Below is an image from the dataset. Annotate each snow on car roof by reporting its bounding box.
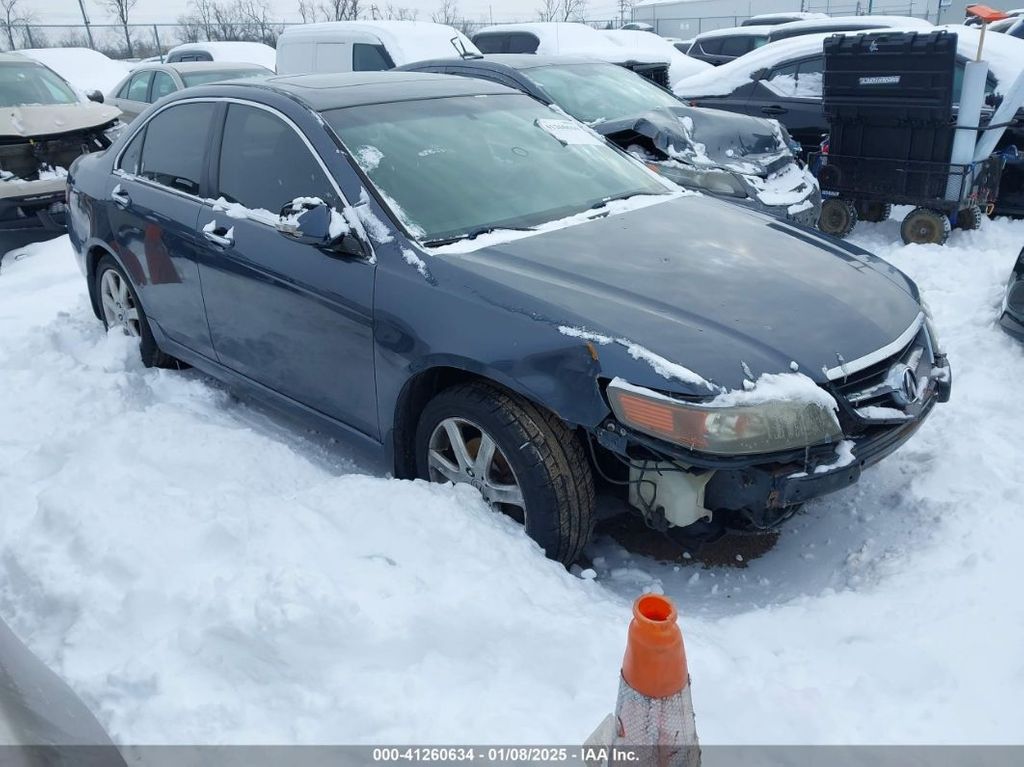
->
[694,25,775,39]
[474,22,667,65]
[278,21,480,66]
[770,14,934,34]
[747,12,828,23]
[600,29,710,84]
[674,25,1024,98]
[166,41,277,70]
[18,47,130,95]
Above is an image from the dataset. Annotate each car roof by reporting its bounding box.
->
[695,25,775,39]
[130,61,270,74]
[0,52,38,64]
[199,71,518,111]
[406,53,607,71]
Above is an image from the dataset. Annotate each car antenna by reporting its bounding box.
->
[451,35,482,59]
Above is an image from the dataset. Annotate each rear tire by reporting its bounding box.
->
[900,208,951,246]
[415,382,596,566]
[818,198,858,238]
[855,200,892,223]
[94,255,178,368]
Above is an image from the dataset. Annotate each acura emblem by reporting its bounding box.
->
[886,363,920,406]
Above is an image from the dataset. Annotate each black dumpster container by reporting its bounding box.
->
[813,30,1002,245]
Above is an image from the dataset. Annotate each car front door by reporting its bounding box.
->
[746,55,827,153]
[107,101,218,358]
[195,102,378,438]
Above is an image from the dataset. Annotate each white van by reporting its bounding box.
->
[276,20,480,75]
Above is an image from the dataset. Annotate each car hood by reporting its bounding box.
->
[445,195,921,393]
[0,102,121,139]
[595,105,793,177]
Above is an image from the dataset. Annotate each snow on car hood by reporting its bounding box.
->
[1,102,121,139]
[595,105,793,176]
[443,195,921,393]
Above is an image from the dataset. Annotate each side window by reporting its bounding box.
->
[719,36,751,57]
[795,57,823,98]
[138,102,218,195]
[765,61,801,97]
[697,37,723,55]
[507,33,539,54]
[150,71,176,102]
[352,43,394,71]
[473,34,508,54]
[126,72,152,102]
[118,128,145,175]
[216,104,339,214]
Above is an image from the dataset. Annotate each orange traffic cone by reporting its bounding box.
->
[585,594,699,767]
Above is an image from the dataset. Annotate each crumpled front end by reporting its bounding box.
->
[598,105,821,226]
[0,125,113,251]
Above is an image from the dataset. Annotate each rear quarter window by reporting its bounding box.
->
[473,34,508,54]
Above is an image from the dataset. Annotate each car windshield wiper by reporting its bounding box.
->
[423,225,533,248]
[588,191,664,211]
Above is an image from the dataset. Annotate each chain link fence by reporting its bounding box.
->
[0,18,625,59]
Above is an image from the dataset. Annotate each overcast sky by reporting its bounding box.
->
[32,0,631,26]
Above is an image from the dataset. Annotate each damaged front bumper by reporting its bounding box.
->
[596,354,951,533]
[0,178,68,253]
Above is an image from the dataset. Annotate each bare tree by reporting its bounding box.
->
[536,0,558,22]
[431,0,458,26]
[367,3,417,20]
[561,0,586,22]
[102,0,138,56]
[297,0,362,22]
[0,0,30,50]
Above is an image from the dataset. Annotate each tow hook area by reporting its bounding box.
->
[627,461,715,530]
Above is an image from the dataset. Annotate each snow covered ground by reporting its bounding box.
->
[1,213,1023,745]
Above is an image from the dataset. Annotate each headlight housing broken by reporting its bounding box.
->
[606,380,842,456]
[652,163,749,198]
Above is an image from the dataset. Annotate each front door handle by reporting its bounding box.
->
[110,184,131,208]
[202,222,234,248]
[762,105,788,116]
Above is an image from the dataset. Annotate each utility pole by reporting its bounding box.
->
[77,0,95,49]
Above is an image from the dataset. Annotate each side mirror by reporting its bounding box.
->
[87,90,104,104]
[750,68,769,82]
[276,201,366,257]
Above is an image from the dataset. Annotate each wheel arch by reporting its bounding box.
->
[84,242,122,320]
[387,362,603,480]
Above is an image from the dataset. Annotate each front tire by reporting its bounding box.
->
[415,382,595,566]
[94,255,177,368]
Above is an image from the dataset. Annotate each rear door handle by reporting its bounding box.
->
[110,184,131,208]
[762,105,788,116]
[202,222,234,248]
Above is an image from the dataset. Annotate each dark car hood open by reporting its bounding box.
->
[595,105,793,177]
[447,195,921,393]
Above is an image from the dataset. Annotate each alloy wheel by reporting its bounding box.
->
[427,417,526,523]
[99,268,141,338]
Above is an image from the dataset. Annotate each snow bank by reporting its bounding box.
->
[19,48,130,95]
[0,237,625,743]
[4,210,1024,745]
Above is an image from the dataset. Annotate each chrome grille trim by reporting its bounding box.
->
[824,312,925,381]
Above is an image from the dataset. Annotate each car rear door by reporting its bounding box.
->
[112,70,152,121]
[745,55,827,153]
[195,102,378,438]
[107,100,218,358]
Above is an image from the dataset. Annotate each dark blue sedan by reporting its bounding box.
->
[67,72,950,565]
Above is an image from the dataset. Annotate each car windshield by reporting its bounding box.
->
[323,93,669,245]
[181,68,271,87]
[0,62,78,107]
[526,62,681,124]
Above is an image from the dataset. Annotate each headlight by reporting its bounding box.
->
[920,300,945,354]
[607,379,841,456]
[652,163,748,198]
